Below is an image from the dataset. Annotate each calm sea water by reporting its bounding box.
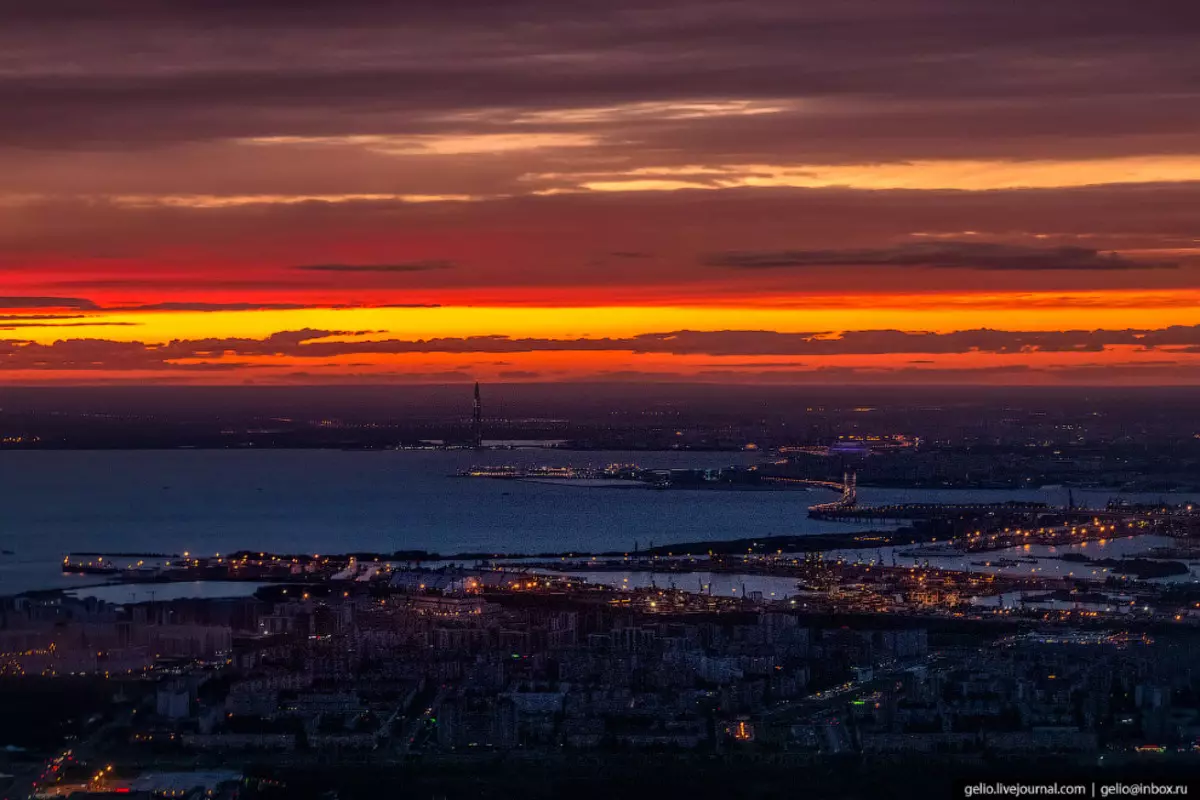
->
[0,450,1189,596]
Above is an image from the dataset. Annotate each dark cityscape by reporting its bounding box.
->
[2,385,1200,797]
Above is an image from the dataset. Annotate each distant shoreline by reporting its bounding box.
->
[55,529,921,570]
[2,448,1194,493]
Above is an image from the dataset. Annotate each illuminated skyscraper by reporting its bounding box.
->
[472,382,483,448]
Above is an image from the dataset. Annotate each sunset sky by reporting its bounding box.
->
[3,0,1199,385]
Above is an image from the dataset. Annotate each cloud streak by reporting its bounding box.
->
[706,242,1176,271]
[6,325,1200,372]
[294,261,455,273]
[0,297,99,310]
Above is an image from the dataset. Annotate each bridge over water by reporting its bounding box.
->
[805,472,1197,526]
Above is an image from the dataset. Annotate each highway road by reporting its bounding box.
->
[8,700,144,799]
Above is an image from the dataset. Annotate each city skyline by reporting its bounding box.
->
[2,1,1199,385]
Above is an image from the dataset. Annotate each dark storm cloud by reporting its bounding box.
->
[116,302,314,312]
[0,0,1197,158]
[581,365,1082,384]
[708,362,1200,383]
[9,181,1196,300]
[0,296,99,309]
[44,278,332,291]
[705,242,1175,271]
[34,295,442,312]
[279,370,477,384]
[294,261,455,273]
[160,329,350,359]
[677,361,1200,384]
[0,338,246,371]
[1137,326,1200,347]
[7,325,1200,371]
[281,325,1200,356]
[605,329,1143,356]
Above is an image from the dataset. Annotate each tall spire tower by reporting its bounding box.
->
[471,382,483,449]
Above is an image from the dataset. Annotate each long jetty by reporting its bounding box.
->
[808,501,1051,522]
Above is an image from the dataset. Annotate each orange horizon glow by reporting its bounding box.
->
[6,289,1200,344]
[3,287,1200,384]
